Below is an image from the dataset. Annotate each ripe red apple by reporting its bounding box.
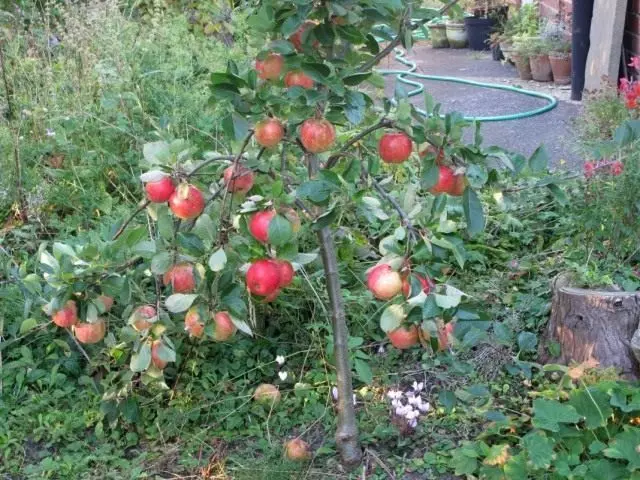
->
[284,71,314,89]
[151,340,168,369]
[449,174,466,196]
[289,21,318,51]
[223,164,254,194]
[248,210,276,243]
[97,295,114,313]
[246,259,282,297]
[402,274,435,298]
[284,438,311,461]
[367,264,403,300]
[52,300,78,328]
[273,259,294,287]
[213,311,236,341]
[74,320,106,344]
[300,119,336,153]
[255,53,283,80]
[163,263,196,293]
[130,305,156,331]
[387,324,419,350]
[255,118,285,148]
[379,132,413,164]
[145,176,175,203]
[184,307,205,338]
[428,166,456,195]
[169,184,205,220]
[253,383,281,404]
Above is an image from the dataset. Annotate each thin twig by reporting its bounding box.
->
[67,328,91,364]
[187,154,239,178]
[325,119,394,169]
[112,200,151,241]
[371,177,418,241]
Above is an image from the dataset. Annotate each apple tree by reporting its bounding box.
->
[19,0,547,470]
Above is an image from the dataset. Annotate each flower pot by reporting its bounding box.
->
[491,44,504,61]
[500,42,515,62]
[549,52,572,85]
[464,17,493,51]
[428,24,449,48]
[445,22,467,49]
[511,53,532,80]
[530,54,553,82]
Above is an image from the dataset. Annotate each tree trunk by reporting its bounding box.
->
[540,285,640,379]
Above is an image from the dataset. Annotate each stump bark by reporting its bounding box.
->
[539,286,640,379]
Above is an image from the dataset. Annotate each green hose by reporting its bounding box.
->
[375,32,559,123]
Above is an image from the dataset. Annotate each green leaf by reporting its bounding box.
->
[603,428,640,470]
[176,233,205,256]
[193,214,215,243]
[354,358,373,385]
[222,112,249,141]
[380,304,405,332]
[462,189,485,236]
[528,145,549,173]
[301,62,331,83]
[462,328,488,348]
[522,431,554,470]
[422,295,440,319]
[121,397,140,424]
[157,207,174,241]
[142,141,169,165]
[150,251,172,275]
[130,343,151,373]
[230,316,253,337]
[342,72,371,86]
[569,388,613,429]
[269,39,295,54]
[86,303,98,323]
[19,318,38,334]
[450,443,477,475]
[532,399,581,432]
[208,248,227,272]
[547,183,568,206]
[297,180,336,203]
[53,242,77,259]
[344,91,366,125]
[517,331,538,352]
[439,390,457,413]
[268,215,293,246]
[165,294,198,313]
[39,250,59,272]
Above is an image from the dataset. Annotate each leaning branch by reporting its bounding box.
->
[371,177,418,241]
[112,200,151,241]
[325,118,394,169]
[187,154,238,178]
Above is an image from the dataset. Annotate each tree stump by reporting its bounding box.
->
[539,286,640,379]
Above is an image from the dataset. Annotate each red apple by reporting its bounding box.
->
[289,21,319,52]
[184,307,205,338]
[254,383,281,403]
[130,305,156,331]
[151,340,168,369]
[246,259,282,297]
[402,274,435,298]
[223,164,254,194]
[255,118,285,148]
[300,119,336,153]
[428,166,456,195]
[163,263,196,293]
[284,438,311,461]
[52,300,78,328]
[284,71,314,89]
[387,324,419,350]
[97,295,114,313]
[367,264,402,300]
[74,320,106,344]
[449,174,466,196]
[256,53,284,80]
[379,132,413,164]
[169,184,205,220]
[145,176,175,203]
[213,311,236,341]
[273,259,294,287]
[248,210,276,243]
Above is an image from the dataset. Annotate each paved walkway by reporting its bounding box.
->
[381,45,582,168]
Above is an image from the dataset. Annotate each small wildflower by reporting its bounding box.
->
[412,381,424,392]
[418,402,431,413]
[46,129,56,137]
[407,394,421,406]
[275,355,285,365]
[387,389,402,400]
[332,386,338,400]
[408,418,418,428]
[391,399,402,408]
[278,371,288,381]
[405,410,420,420]
[629,56,640,70]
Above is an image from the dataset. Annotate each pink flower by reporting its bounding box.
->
[583,161,596,178]
[620,78,631,93]
[629,56,640,70]
[610,161,624,176]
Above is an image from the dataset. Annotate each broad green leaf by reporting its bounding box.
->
[39,250,59,271]
[462,189,485,235]
[547,183,569,206]
[143,141,169,165]
[603,428,640,470]
[19,318,38,334]
[268,39,295,54]
[86,303,98,323]
[434,293,462,309]
[422,295,440,319]
[517,331,538,352]
[522,431,554,470]
[354,358,373,385]
[528,145,549,173]
[150,251,172,275]
[165,294,198,313]
[344,91,366,125]
[342,72,371,86]
[193,214,215,243]
[450,443,477,475]
[222,112,249,141]
[462,328,488,348]
[130,343,152,373]
[439,390,457,413]
[569,387,613,429]
[268,215,293,246]
[230,316,253,336]
[482,444,510,467]
[53,242,77,259]
[532,399,581,432]
[297,180,336,203]
[208,248,227,272]
[153,341,176,363]
[292,253,318,265]
[380,304,405,332]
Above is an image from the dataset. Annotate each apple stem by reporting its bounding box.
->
[325,118,395,169]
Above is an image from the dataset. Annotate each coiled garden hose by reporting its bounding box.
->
[374,26,559,123]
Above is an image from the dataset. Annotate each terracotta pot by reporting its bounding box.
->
[549,53,571,85]
[445,22,468,49]
[511,53,532,80]
[428,24,449,48]
[530,54,553,82]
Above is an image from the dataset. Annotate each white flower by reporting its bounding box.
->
[412,381,424,392]
[408,418,418,428]
[46,128,56,137]
[418,402,431,413]
[405,410,420,420]
[278,371,288,381]
[275,355,285,365]
[332,386,339,400]
[391,399,402,408]
[387,389,402,400]
[407,394,421,406]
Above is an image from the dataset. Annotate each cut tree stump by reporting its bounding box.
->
[539,285,640,379]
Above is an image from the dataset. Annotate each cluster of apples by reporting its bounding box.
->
[366,264,435,350]
[50,297,111,344]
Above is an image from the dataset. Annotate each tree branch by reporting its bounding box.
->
[112,200,151,241]
[371,177,418,241]
[325,118,394,169]
[187,155,238,178]
[67,328,91,364]
[0,40,14,120]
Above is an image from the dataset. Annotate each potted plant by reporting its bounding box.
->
[512,36,533,80]
[548,38,571,85]
[528,37,553,82]
[445,7,468,48]
[464,0,509,51]
[427,17,449,49]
